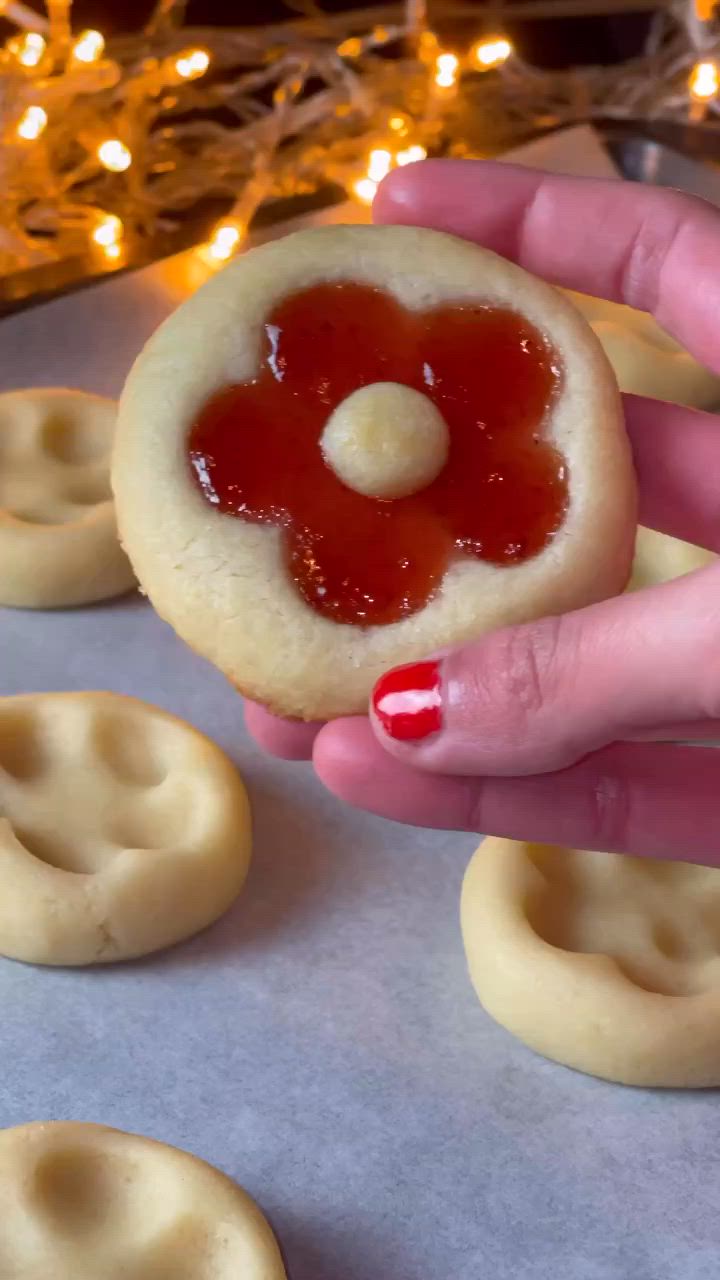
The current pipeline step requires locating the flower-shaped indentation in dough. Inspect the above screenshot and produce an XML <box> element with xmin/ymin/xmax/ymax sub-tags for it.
<box><xmin>0</xmin><ymin>387</ymin><xmax>135</xmax><ymax>608</ymax></box>
<box><xmin>461</xmin><ymin>837</ymin><xmax>720</xmax><ymax>1087</ymax></box>
<box><xmin>0</xmin><ymin>1123</ymin><xmax>286</xmax><ymax>1280</ymax></box>
<box><xmin>0</xmin><ymin>692</ymin><xmax>251</xmax><ymax>965</ymax></box>
<box><xmin>189</xmin><ymin>283</ymin><xmax>568</xmax><ymax>626</ymax></box>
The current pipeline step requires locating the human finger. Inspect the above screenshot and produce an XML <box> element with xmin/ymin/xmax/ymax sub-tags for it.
<box><xmin>375</xmin><ymin>160</ymin><xmax>720</xmax><ymax>372</ymax></box>
<box><xmin>623</xmin><ymin>396</ymin><xmax>720</xmax><ymax>552</ymax></box>
<box><xmin>368</xmin><ymin>562</ymin><xmax>720</xmax><ymax>775</ymax></box>
<box><xmin>314</xmin><ymin>718</ymin><xmax>720</xmax><ymax>864</ymax></box>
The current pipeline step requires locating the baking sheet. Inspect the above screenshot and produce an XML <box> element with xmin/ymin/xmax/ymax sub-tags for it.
<box><xmin>3</xmin><ymin>133</ymin><xmax>720</xmax><ymax>1279</ymax></box>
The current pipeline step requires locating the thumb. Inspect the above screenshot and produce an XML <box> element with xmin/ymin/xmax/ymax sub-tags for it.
<box><xmin>369</xmin><ymin>563</ymin><xmax>720</xmax><ymax>776</ymax></box>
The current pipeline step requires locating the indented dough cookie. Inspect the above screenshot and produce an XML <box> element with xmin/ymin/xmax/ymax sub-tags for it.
<box><xmin>113</xmin><ymin>224</ymin><xmax>636</xmax><ymax>721</ymax></box>
<box><xmin>0</xmin><ymin>692</ymin><xmax>250</xmax><ymax>965</ymax></box>
<box><xmin>629</xmin><ymin>524</ymin><xmax>715</xmax><ymax>592</ymax></box>
<box><xmin>564</xmin><ymin>289</ymin><xmax>720</xmax><ymax>408</ymax></box>
<box><xmin>0</xmin><ymin>388</ymin><xmax>135</xmax><ymax>608</ymax></box>
<box><xmin>0</xmin><ymin>1122</ymin><xmax>286</xmax><ymax>1280</ymax></box>
<box><xmin>461</xmin><ymin>837</ymin><xmax>720</xmax><ymax>1087</ymax></box>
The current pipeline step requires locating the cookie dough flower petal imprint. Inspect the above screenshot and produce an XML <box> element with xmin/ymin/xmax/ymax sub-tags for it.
<box><xmin>0</xmin><ymin>388</ymin><xmax>135</xmax><ymax>608</ymax></box>
<box><xmin>0</xmin><ymin>692</ymin><xmax>251</xmax><ymax>966</ymax></box>
<box><xmin>0</xmin><ymin>1122</ymin><xmax>286</xmax><ymax>1278</ymax></box>
<box><xmin>461</xmin><ymin>836</ymin><xmax>720</xmax><ymax>1088</ymax></box>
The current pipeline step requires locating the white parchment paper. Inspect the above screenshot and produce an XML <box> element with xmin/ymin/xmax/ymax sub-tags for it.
<box><xmin>2</xmin><ymin>131</ymin><xmax>720</xmax><ymax>1280</ymax></box>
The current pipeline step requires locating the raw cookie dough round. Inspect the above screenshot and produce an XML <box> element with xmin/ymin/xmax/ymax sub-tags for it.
<box><xmin>0</xmin><ymin>388</ymin><xmax>135</xmax><ymax>608</ymax></box>
<box><xmin>0</xmin><ymin>691</ymin><xmax>251</xmax><ymax>965</ymax></box>
<box><xmin>114</xmin><ymin>224</ymin><xmax>635</xmax><ymax>721</ymax></box>
<box><xmin>629</xmin><ymin>525</ymin><xmax>715</xmax><ymax>592</ymax></box>
<box><xmin>564</xmin><ymin>290</ymin><xmax>720</xmax><ymax>408</ymax></box>
<box><xmin>461</xmin><ymin>836</ymin><xmax>720</xmax><ymax>1087</ymax></box>
<box><xmin>0</xmin><ymin>1122</ymin><xmax>286</xmax><ymax>1280</ymax></box>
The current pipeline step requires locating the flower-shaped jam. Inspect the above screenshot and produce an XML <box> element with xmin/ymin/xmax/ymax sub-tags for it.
<box><xmin>188</xmin><ymin>282</ymin><xmax>567</xmax><ymax>626</ymax></box>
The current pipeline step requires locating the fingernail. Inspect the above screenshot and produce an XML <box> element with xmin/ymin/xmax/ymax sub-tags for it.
<box><xmin>372</xmin><ymin>660</ymin><xmax>442</xmax><ymax>742</ymax></box>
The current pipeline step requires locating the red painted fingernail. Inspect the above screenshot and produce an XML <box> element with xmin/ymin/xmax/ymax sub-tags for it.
<box><xmin>372</xmin><ymin>660</ymin><xmax>443</xmax><ymax>742</ymax></box>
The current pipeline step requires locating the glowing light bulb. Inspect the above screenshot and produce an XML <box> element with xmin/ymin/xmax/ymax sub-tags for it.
<box><xmin>471</xmin><ymin>37</ymin><xmax>512</xmax><ymax>70</ymax></box>
<box><xmin>71</xmin><ymin>29</ymin><xmax>105</xmax><ymax>63</ymax></box>
<box><xmin>389</xmin><ymin>114</ymin><xmax>409</xmax><ymax>135</ymax></box>
<box><xmin>367</xmin><ymin>148</ymin><xmax>392</xmax><ymax>182</ymax></box>
<box><xmin>353</xmin><ymin>177</ymin><xmax>377</xmax><ymax>205</ymax></box>
<box><xmin>102</xmin><ymin>241</ymin><xmax>122</xmax><ymax>261</ymax></box>
<box><xmin>207</xmin><ymin>219</ymin><xmax>244</xmax><ymax>262</ymax></box>
<box><xmin>175</xmin><ymin>48</ymin><xmax>210</xmax><ymax>80</ymax></box>
<box><xmin>434</xmin><ymin>52</ymin><xmax>459</xmax><ymax>88</ymax></box>
<box><xmin>92</xmin><ymin>214</ymin><xmax>123</xmax><ymax>248</ymax></box>
<box><xmin>396</xmin><ymin>144</ymin><xmax>427</xmax><ymax>166</ymax></box>
<box><xmin>9</xmin><ymin>31</ymin><xmax>46</xmax><ymax>67</ymax></box>
<box><xmin>16</xmin><ymin>104</ymin><xmax>47</xmax><ymax>141</ymax></box>
<box><xmin>337</xmin><ymin>37</ymin><xmax>362</xmax><ymax>58</ymax></box>
<box><xmin>690</xmin><ymin>59</ymin><xmax>719</xmax><ymax>101</ymax></box>
<box><xmin>97</xmin><ymin>139</ymin><xmax>132</xmax><ymax>172</ymax></box>
<box><xmin>418</xmin><ymin>30</ymin><xmax>439</xmax><ymax>64</ymax></box>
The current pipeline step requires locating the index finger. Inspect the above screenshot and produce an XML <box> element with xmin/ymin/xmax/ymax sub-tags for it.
<box><xmin>374</xmin><ymin>159</ymin><xmax>720</xmax><ymax>374</ymax></box>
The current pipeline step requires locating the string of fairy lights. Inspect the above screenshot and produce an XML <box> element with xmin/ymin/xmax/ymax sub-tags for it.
<box><xmin>0</xmin><ymin>0</ymin><xmax>717</xmax><ymax>283</ymax></box>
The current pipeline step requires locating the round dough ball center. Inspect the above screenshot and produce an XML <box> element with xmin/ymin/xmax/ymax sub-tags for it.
<box><xmin>320</xmin><ymin>381</ymin><xmax>450</xmax><ymax>500</ymax></box>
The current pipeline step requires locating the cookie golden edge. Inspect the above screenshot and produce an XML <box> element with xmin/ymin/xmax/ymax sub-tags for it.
<box><xmin>0</xmin><ymin>1121</ymin><xmax>287</xmax><ymax>1278</ymax></box>
<box><xmin>113</xmin><ymin>223</ymin><xmax>637</xmax><ymax>721</ymax></box>
<box><xmin>0</xmin><ymin>691</ymin><xmax>251</xmax><ymax>966</ymax></box>
<box><xmin>0</xmin><ymin>388</ymin><xmax>135</xmax><ymax>610</ymax></box>
<box><xmin>461</xmin><ymin>836</ymin><xmax>720</xmax><ymax>1089</ymax></box>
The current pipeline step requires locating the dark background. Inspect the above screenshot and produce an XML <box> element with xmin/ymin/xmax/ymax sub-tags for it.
<box><xmin>66</xmin><ymin>1</ymin><xmax>652</xmax><ymax>70</ymax></box>
<box><xmin>0</xmin><ymin>0</ymin><xmax>661</xmax><ymax>313</ymax></box>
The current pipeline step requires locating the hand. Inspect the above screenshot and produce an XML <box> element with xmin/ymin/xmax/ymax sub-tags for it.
<box><xmin>245</xmin><ymin>158</ymin><xmax>720</xmax><ymax>865</ymax></box>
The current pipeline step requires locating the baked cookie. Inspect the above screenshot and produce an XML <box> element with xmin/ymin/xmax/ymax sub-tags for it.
<box><xmin>0</xmin><ymin>1122</ymin><xmax>286</xmax><ymax>1279</ymax></box>
<box><xmin>629</xmin><ymin>525</ymin><xmax>715</xmax><ymax>592</ymax></box>
<box><xmin>461</xmin><ymin>836</ymin><xmax>720</xmax><ymax>1087</ymax></box>
<box><xmin>0</xmin><ymin>691</ymin><xmax>250</xmax><ymax>965</ymax></box>
<box><xmin>113</xmin><ymin>224</ymin><xmax>635</xmax><ymax>721</ymax></box>
<box><xmin>564</xmin><ymin>290</ymin><xmax>720</xmax><ymax>408</ymax></box>
<box><xmin>0</xmin><ymin>388</ymin><xmax>135</xmax><ymax>608</ymax></box>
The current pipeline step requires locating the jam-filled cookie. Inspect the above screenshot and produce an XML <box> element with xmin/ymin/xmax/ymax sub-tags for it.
<box><xmin>113</xmin><ymin>225</ymin><xmax>636</xmax><ymax>721</ymax></box>
<box><xmin>0</xmin><ymin>388</ymin><xmax>135</xmax><ymax>609</ymax></box>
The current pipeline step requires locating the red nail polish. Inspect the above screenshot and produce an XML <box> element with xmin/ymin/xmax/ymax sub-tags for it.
<box><xmin>372</xmin><ymin>660</ymin><xmax>442</xmax><ymax>742</ymax></box>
